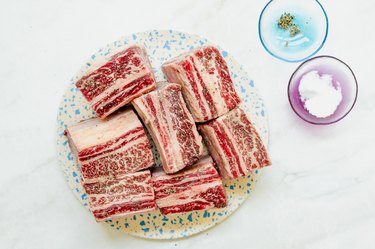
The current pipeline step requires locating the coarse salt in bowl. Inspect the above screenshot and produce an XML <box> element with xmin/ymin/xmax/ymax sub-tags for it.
<box><xmin>288</xmin><ymin>55</ymin><xmax>358</xmax><ymax>125</ymax></box>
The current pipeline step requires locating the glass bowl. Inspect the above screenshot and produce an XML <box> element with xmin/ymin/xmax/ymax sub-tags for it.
<box><xmin>259</xmin><ymin>0</ymin><xmax>328</xmax><ymax>62</ymax></box>
<box><xmin>288</xmin><ymin>56</ymin><xmax>358</xmax><ymax>125</ymax></box>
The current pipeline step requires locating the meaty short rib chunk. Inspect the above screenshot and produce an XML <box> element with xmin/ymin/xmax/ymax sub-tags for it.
<box><xmin>83</xmin><ymin>170</ymin><xmax>156</xmax><ymax>222</ymax></box>
<box><xmin>76</xmin><ymin>44</ymin><xmax>156</xmax><ymax>119</ymax></box>
<box><xmin>65</xmin><ymin>108</ymin><xmax>154</xmax><ymax>182</ymax></box>
<box><xmin>152</xmin><ymin>156</ymin><xmax>227</xmax><ymax>215</ymax></box>
<box><xmin>162</xmin><ymin>46</ymin><xmax>240</xmax><ymax>122</ymax></box>
<box><xmin>132</xmin><ymin>82</ymin><xmax>204</xmax><ymax>174</ymax></box>
<box><xmin>198</xmin><ymin>107</ymin><xmax>271</xmax><ymax>179</ymax></box>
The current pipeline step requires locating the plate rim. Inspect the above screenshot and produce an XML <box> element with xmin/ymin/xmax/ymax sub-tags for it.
<box><xmin>56</xmin><ymin>29</ymin><xmax>270</xmax><ymax>239</ymax></box>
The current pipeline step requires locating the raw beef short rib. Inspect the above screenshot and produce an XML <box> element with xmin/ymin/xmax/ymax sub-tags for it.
<box><xmin>162</xmin><ymin>46</ymin><xmax>240</xmax><ymax>122</ymax></box>
<box><xmin>198</xmin><ymin>107</ymin><xmax>271</xmax><ymax>179</ymax></box>
<box><xmin>65</xmin><ymin>108</ymin><xmax>154</xmax><ymax>182</ymax></box>
<box><xmin>76</xmin><ymin>44</ymin><xmax>156</xmax><ymax>119</ymax></box>
<box><xmin>83</xmin><ymin>170</ymin><xmax>156</xmax><ymax>221</ymax></box>
<box><xmin>152</xmin><ymin>156</ymin><xmax>227</xmax><ymax>215</ymax></box>
<box><xmin>132</xmin><ymin>82</ymin><xmax>204</xmax><ymax>174</ymax></box>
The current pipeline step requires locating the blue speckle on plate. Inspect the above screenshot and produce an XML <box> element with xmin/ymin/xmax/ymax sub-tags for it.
<box><xmin>240</xmin><ymin>85</ymin><xmax>246</xmax><ymax>93</ymax></box>
<box><xmin>163</xmin><ymin>41</ymin><xmax>171</xmax><ymax>50</ymax></box>
<box><xmin>56</xmin><ymin>30</ymin><xmax>269</xmax><ymax>240</ymax></box>
<box><xmin>187</xmin><ymin>213</ymin><xmax>193</xmax><ymax>222</ymax></box>
<box><xmin>221</xmin><ymin>50</ymin><xmax>228</xmax><ymax>57</ymax></box>
<box><xmin>203</xmin><ymin>211</ymin><xmax>210</xmax><ymax>218</ymax></box>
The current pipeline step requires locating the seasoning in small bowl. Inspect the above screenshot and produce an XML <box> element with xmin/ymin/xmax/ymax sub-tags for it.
<box><xmin>288</xmin><ymin>56</ymin><xmax>358</xmax><ymax>125</ymax></box>
<box><xmin>259</xmin><ymin>0</ymin><xmax>328</xmax><ymax>62</ymax></box>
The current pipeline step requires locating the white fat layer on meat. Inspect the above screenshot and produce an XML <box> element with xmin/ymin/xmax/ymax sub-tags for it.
<box><xmin>87</xmin><ymin>171</ymin><xmax>154</xmax><ymax>211</ymax></box>
<box><xmin>163</xmin><ymin>59</ymin><xmax>205</xmax><ymax>122</ymax></box>
<box><xmin>78</xmin><ymin>45</ymin><xmax>155</xmax><ymax>119</ymax></box>
<box><xmin>152</xmin><ymin>156</ymin><xmax>212</xmax><ymax>178</ymax></box>
<box><xmin>163</xmin><ymin>46</ymin><xmax>232</xmax><ymax>122</ymax></box>
<box><xmin>201</xmin><ymin>107</ymin><xmax>268</xmax><ymax>179</ymax></box>
<box><xmin>90</xmin><ymin>70</ymin><xmax>149</xmax><ymax>107</ymax></box>
<box><xmin>80</xmin><ymin>44</ymin><xmax>141</xmax><ymax>77</ymax></box>
<box><xmin>90</xmin><ymin>192</ymin><xmax>154</xmax><ymax>211</ymax></box>
<box><xmin>132</xmin><ymin>95</ymin><xmax>171</xmax><ymax>171</ymax></box>
<box><xmin>155</xmin><ymin>181</ymin><xmax>220</xmax><ymax>208</ymax></box>
<box><xmin>80</xmin><ymin>137</ymin><xmax>152</xmax><ymax>181</ymax></box>
<box><xmin>153</xmin><ymin>156</ymin><xmax>223</xmax><ymax>208</ymax></box>
<box><xmin>133</xmin><ymin>83</ymin><xmax>202</xmax><ymax>173</ymax></box>
<box><xmin>154</xmin><ymin>169</ymin><xmax>215</xmax><ymax>190</ymax></box>
<box><xmin>188</xmin><ymin>56</ymin><xmax>212</xmax><ymax>119</ymax></box>
<box><xmin>162</xmin><ymin>51</ymin><xmax>190</xmax><ymax>66</ymax></box>
<box><xmin>225</xmin><ymin>109</ymin><xmax>259</xmax><ymax>174</ymax></box>
<box><xmin>162</xmin><ymin>46</ymin><xmax>215</xmax><ymax>69</ymax></box>
<box><xmin>67</xmin><ymin>109</ymin><xmax>141</xmax><ymax>152</ymax></box>
<box><xmin>192</xmin><ymin>53</ymin><xmax>228</xmax><ymax>117</ymax></box>
<box><xmin>154</xmin><ymin>174</ymin><xmax>217</xmax><ymax>193</ymax></box>
<box><xmin>80</xmin><ymin>130</ymin><xmax>146</xmax><ymax>163</ymax></box>
<box><xmin>199</xmin><ymin>126</ymin><xmax>232</xmax><ymax>178</ymax></box>
<box><xmin>157</xmin><ymin>89</ymin><xmax>182</xmax><ymax>172</ymax></box>
<box><xmin>171</xmin><ymin>84</ymin><xmax>204</xmax><ymax>170</ymax></box>
<box><xmin>205</xmin><ymin>136</ymin><xmax>231</xmax><ymax>179</ymax></box>
<box><xmin>220</xmin><ymin>116</ymin><xmax>246</xmax><ymax>177</ymax></box>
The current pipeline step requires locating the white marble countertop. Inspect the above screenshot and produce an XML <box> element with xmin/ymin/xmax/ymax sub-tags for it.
<box><xmin>1</xmin><ymin>0</ymin><xmax>374</xmax><ymax>248</ymax></box>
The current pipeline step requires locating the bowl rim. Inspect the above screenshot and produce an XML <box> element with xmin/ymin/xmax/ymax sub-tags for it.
<box><xmin>287</xmin><ymin>55</ymin><xmax>359</xmax><ymax>125</ymax></box>
<box><xmin>258</xmin><ymin>0</ymin><xmax>329</xmax><ymax>63</ymax></box>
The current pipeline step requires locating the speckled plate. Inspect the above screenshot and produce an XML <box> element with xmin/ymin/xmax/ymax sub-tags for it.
<box><xmin>56</xmin><ymin>30</ymin><xmax>269</xmax><ymax>239</ymax></box>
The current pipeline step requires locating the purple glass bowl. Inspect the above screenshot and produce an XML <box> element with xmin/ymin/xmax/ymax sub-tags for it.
<box><xmin>288</xmin><ymin>55</ymin><xmax>358</xmax><ymax>125</ymax></box>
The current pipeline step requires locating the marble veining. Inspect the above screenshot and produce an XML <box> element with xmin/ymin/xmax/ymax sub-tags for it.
<box><xmin>0</xmin><ymin>0</ymin><xmax>375</xmax><ymax>248</ymax></box>
<box><xmin>56</xmin><ymin>30</ymin><xmax>268</xmax><ymax>239</ymax></box>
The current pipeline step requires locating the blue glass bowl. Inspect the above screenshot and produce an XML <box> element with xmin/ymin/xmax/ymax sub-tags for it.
<box><xmin>259</xmin><ymin>0</ymin><xmax>328</xmax><ymax>62</ymax></box>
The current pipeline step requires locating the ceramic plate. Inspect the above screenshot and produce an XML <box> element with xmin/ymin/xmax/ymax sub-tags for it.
<box><xmin>56</xmin><ymin>30</ymin><xmax>269</xmax><ymax>239</ymax></box>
